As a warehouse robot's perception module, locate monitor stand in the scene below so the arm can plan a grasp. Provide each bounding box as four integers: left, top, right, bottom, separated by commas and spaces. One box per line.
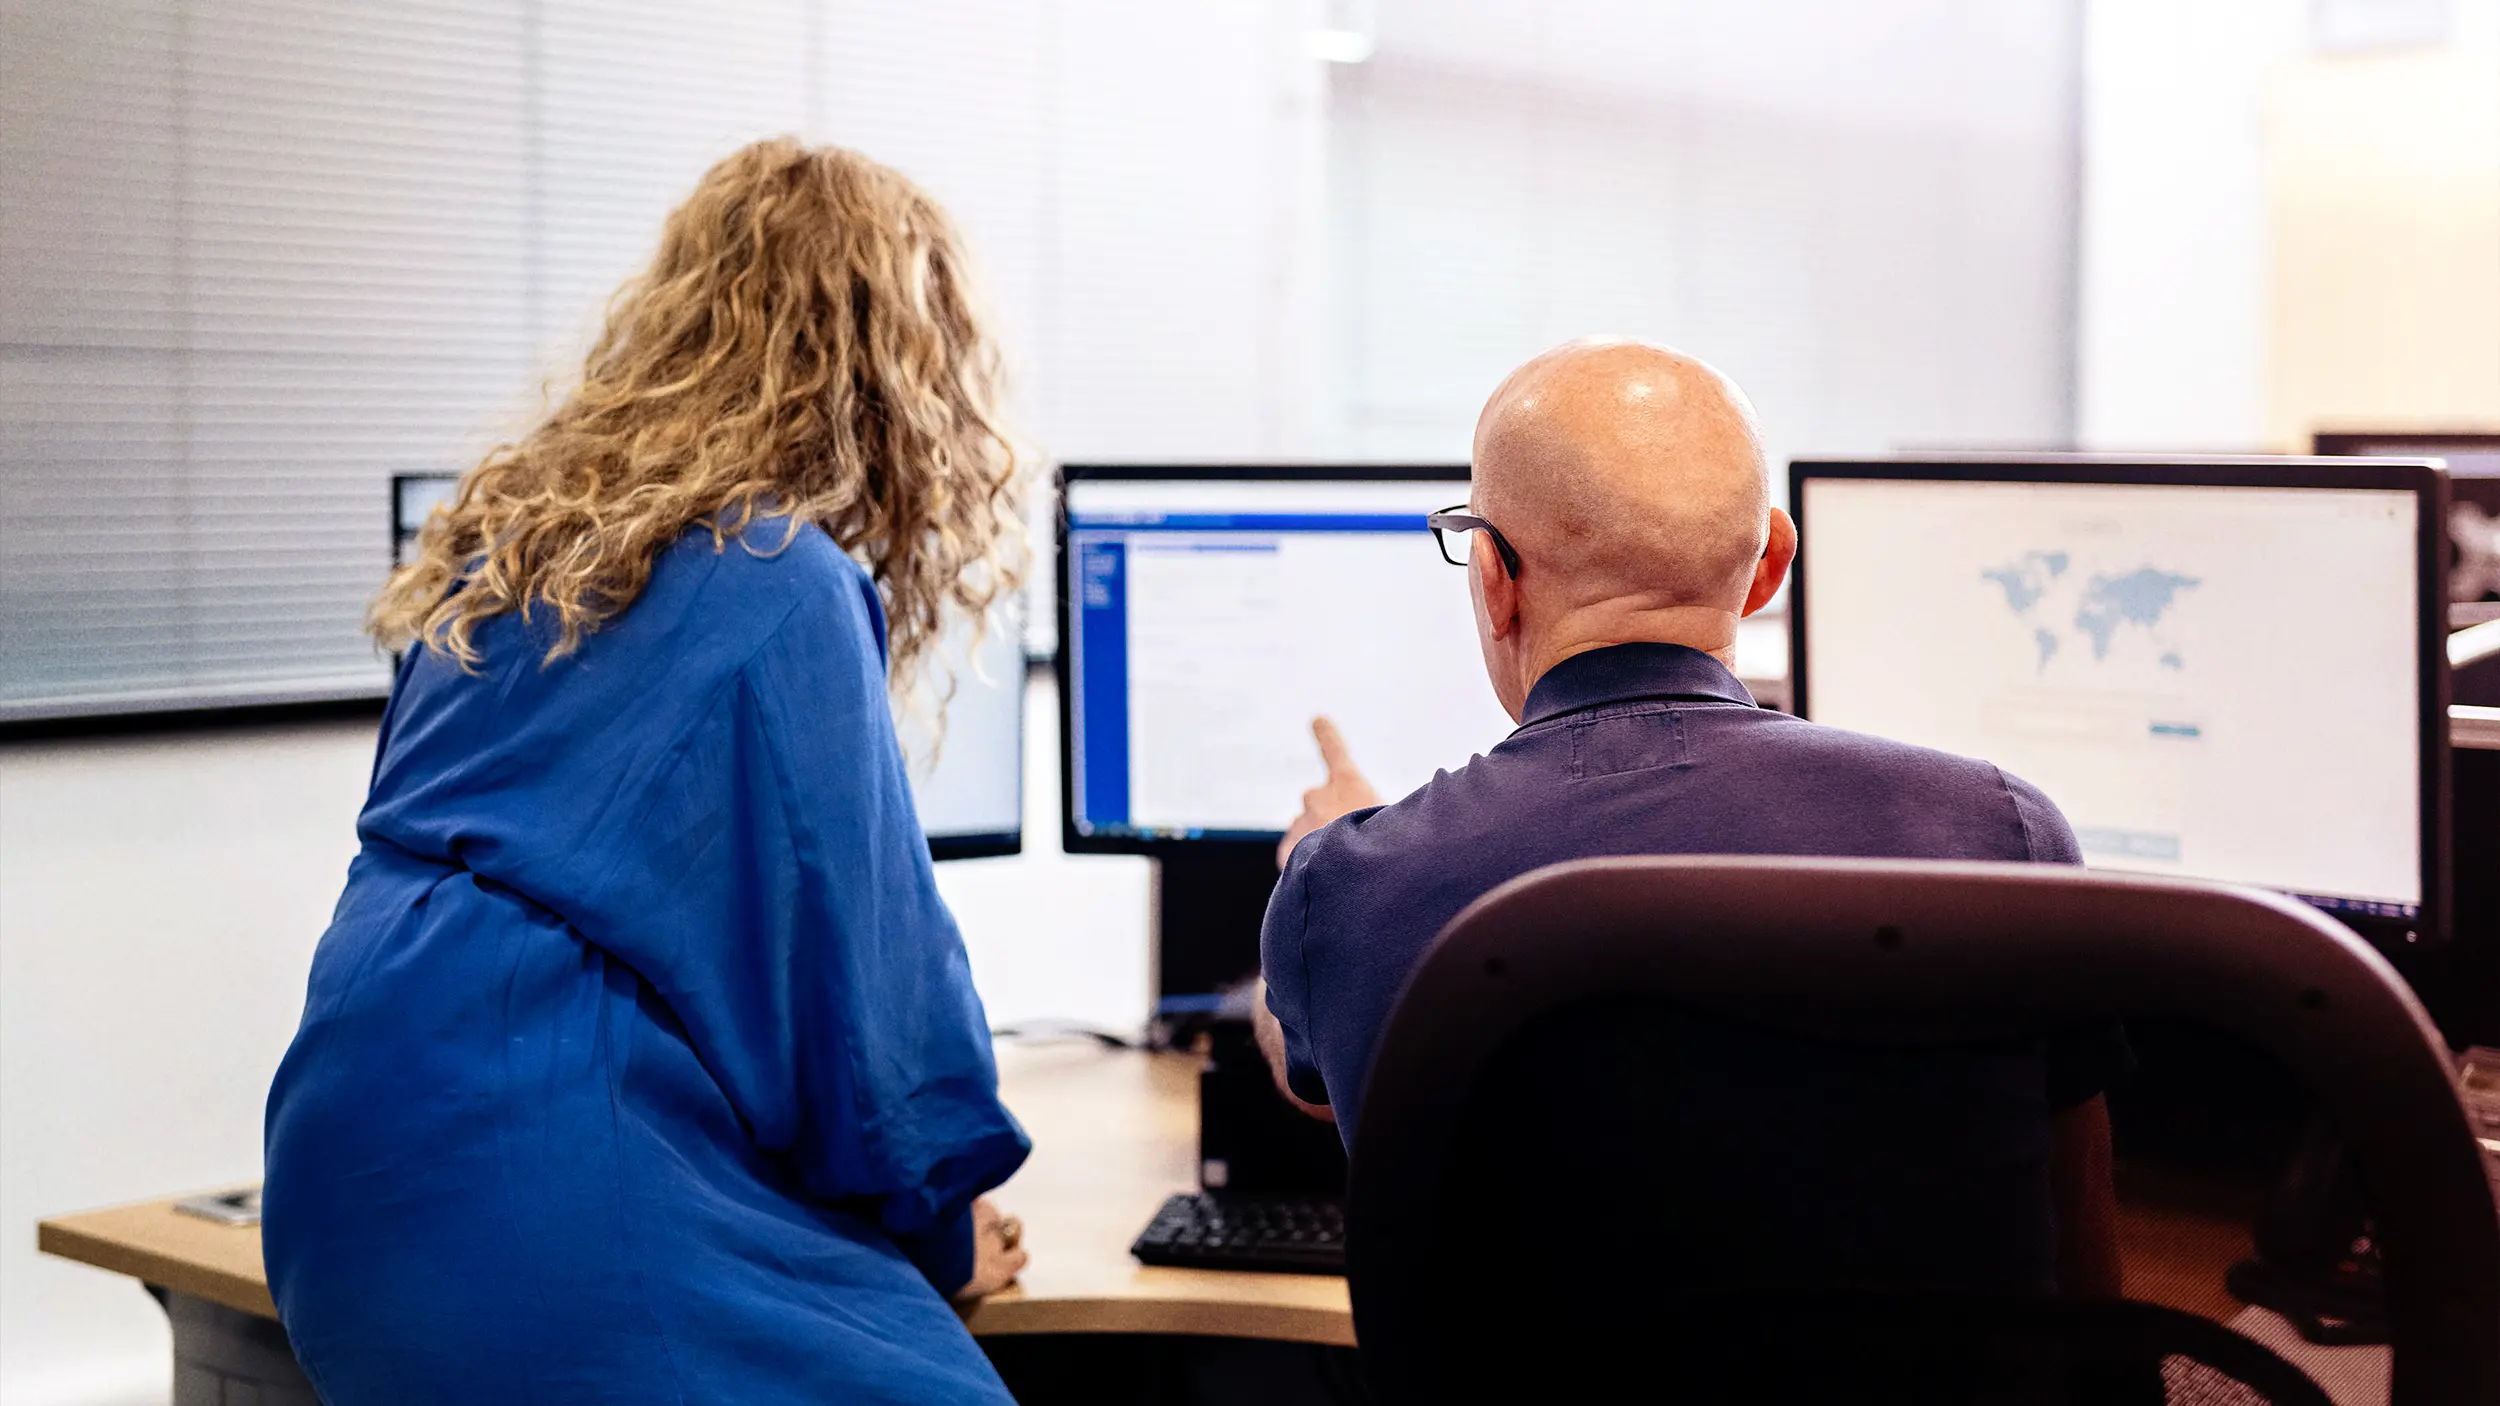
1150, 845, 1282, 1045
1150, 840, 1350, 1190
1151, 844, 1347, 1194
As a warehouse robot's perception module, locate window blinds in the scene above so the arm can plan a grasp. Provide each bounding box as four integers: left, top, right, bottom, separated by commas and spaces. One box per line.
0, 0, 837, 721
0, 0, 1317, 720
2, 0, 540, 720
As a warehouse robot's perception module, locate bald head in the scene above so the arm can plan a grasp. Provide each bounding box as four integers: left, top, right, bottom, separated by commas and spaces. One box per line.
1472, 338, 1770, 612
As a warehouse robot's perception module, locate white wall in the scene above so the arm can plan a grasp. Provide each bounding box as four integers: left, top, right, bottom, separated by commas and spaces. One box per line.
2262, 2, 2500, 444
1, 726, 366, 1406
820, 0, 1330, 464
2075, 0, 2500, 451
2076, 0, 2305, 450
1326, 0, 2084, 470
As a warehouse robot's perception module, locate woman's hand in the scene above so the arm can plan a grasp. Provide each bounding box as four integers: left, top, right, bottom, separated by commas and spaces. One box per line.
952, 1197, 1028, 1302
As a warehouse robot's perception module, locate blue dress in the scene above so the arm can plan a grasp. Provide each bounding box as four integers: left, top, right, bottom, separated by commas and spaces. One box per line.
263, 520, 1030, 1404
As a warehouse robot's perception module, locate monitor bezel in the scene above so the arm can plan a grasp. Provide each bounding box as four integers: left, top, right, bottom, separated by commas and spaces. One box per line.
391, 471, 456, 567
1054, 462, 1474, 858
906, 635, 1028, 864
1786, 453, 2454, 957
927, 830, 1021, 862
2315, 430, 2500, 468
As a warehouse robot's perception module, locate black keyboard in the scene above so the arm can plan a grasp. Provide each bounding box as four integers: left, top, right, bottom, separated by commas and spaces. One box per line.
1130, 1192, 1346, 1275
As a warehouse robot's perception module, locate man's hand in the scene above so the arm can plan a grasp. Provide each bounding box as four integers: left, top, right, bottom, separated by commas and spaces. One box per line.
1277, 717, 1383, 869
951, 1197, 1028, 1303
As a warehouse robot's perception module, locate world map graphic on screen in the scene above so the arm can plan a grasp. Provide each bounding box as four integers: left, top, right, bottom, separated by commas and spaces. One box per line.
1982, 551, 2201, 673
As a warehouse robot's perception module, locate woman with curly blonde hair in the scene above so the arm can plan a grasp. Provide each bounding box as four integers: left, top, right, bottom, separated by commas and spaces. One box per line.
263, 139, 1035, 1404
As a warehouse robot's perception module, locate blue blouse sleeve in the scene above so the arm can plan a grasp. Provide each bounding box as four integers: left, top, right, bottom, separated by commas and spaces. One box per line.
583, 565, 1029, 1294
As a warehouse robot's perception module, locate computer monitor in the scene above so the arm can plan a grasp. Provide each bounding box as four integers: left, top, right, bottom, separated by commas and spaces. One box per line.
392, 472, 458, 567
1056, 464, 1518, 1021
389, 472, 1022, 859
896, 617, 1025, 860
1055, 465, 1514, 851
1788, 456, 2451, 959
2314, 430, 2500, 480
2314, 431, 2500, 610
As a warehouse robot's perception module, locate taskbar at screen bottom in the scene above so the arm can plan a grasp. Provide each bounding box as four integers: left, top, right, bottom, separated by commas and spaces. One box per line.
2288, 890, 2422, 922
1075, 823, 1286, 844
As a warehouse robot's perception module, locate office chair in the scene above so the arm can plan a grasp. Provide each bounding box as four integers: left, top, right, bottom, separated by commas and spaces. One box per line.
1347, 857, 2500, 1405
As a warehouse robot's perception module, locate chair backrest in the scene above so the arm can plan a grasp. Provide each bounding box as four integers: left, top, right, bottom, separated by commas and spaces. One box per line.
1347, 857, 2500, 1405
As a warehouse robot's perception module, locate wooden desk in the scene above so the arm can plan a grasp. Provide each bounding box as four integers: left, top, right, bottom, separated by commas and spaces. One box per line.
962, 1041, 1352, 1345
41, 1040, 2253, 1357
39, 1041, 1356, 1351
38, 1194, 279, 1321
2112, 1164, 2263, 1324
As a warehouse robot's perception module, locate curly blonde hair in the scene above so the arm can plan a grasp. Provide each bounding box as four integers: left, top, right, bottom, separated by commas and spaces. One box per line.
371, 137, 1026, 694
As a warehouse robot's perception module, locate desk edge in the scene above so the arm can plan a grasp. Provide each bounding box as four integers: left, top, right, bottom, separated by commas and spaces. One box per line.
964, 1294, 1356, 1347
37, 1218, 280, 1321
35, 1206, 1358, 1348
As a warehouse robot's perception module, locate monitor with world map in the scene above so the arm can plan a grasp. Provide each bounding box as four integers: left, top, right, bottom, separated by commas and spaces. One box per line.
1788, 455, 2451, 959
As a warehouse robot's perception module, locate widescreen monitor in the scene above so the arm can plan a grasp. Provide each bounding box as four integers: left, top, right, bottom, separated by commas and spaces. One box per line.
2314, 431, 2500, 608
1789, 456, 2450, 956
1056, 465, 1514, 853
2314, 431, 2500, 481
390, 473, 1021, 859
893, 617, 1024, 859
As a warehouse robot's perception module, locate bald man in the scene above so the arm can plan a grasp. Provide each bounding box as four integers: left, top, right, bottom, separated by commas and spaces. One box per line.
1256, 339, 2127, 1299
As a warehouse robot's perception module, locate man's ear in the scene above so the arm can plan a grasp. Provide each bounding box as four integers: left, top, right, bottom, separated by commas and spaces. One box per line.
1742, 509, 1797, 618
1474, 542, 1521, 641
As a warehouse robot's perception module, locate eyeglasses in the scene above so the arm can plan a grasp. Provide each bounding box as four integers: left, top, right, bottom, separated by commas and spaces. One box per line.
1426, 505, 1522, 577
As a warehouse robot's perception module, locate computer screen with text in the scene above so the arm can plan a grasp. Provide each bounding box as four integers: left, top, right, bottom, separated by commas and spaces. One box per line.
1061, 472, 1517, 846
1796, 466, 2431, 924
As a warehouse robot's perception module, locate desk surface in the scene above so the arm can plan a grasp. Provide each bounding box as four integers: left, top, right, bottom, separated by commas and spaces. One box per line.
963, 1042, 1353, 1343
38, 1042, 1356, 1346
40, 1040, 2249, 1347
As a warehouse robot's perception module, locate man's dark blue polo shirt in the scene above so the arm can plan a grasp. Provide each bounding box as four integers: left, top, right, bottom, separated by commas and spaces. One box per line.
1260, 642, 2130, 1290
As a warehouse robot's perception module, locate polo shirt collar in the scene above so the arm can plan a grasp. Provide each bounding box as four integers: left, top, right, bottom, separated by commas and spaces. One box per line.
1518, 641, 1759, 726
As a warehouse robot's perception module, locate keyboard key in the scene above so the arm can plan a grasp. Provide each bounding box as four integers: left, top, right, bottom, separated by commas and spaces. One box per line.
1130, 1192, 1346, 1276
